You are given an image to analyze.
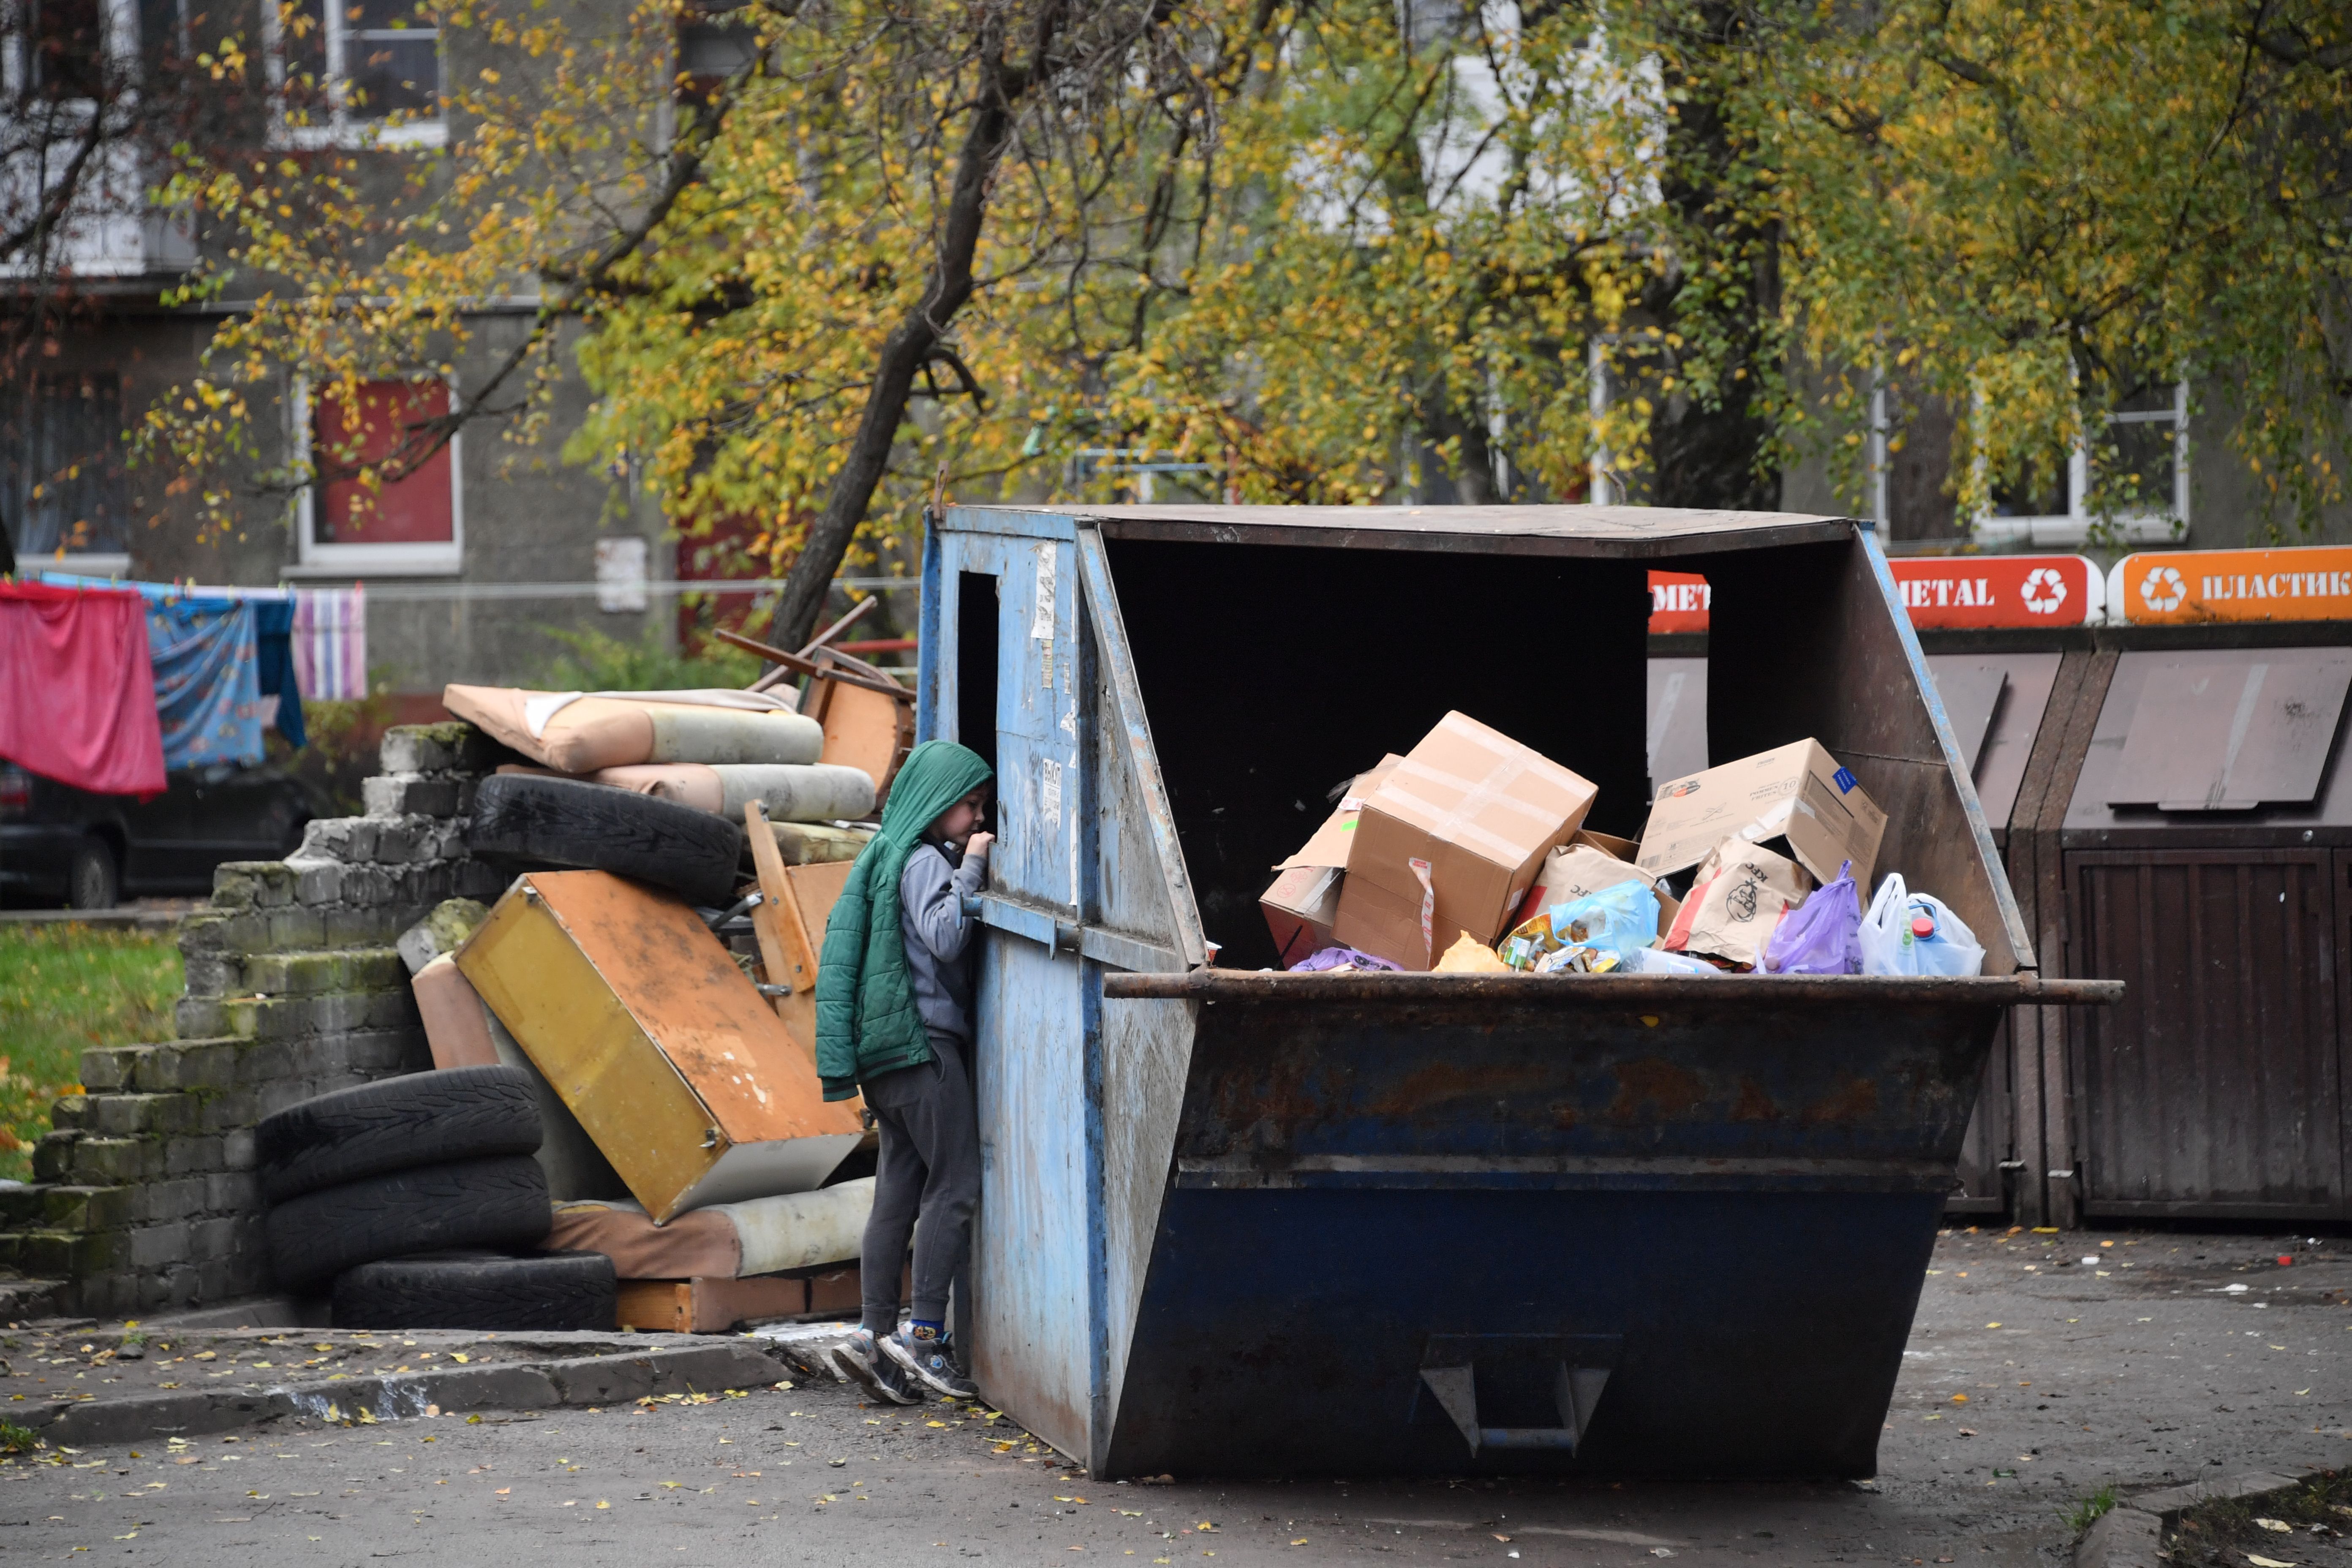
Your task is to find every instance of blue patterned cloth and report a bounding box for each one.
[149,597,270,770]
[34,572,306,752]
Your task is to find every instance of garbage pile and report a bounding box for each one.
[1261,712,1986,977]
[259,640,914,1332]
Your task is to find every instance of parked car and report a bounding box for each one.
[0,761,321,909]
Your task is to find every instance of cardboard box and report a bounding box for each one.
[1637,739,1887,889]
[1260,755,1403,964]
[456,871,867,1223]
[1333,713,1598,969]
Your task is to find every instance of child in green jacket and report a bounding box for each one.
[815,740,993,1404]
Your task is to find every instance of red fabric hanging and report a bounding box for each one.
[0,583,168,796]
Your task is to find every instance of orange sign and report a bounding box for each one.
[2115,548,2352,625]
[1886,555,2101,628]
[1649,556,2100,633]
[1647,572,1712,634]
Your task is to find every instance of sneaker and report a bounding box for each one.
[826,1328,921,1405]
[882,1326,978,1399]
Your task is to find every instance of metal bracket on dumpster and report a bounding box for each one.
[1414,1334,1622,1457]
[972,890,1188,973]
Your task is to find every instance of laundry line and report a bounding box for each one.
[336,577,922,603]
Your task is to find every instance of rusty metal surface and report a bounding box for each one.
[1098,983,2015,1478]
[2067,849,2345,1219]
[1101,970,2120,1005]
[949,503,1856,560]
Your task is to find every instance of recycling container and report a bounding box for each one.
[918,503,2117,1478]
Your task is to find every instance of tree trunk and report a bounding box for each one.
[770,21,1053,649]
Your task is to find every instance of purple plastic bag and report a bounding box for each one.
[1762,860,1862,975]
[1290,946,1403,973]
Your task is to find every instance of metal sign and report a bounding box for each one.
[2112,547,2352,625]
[1648,555,2102,632]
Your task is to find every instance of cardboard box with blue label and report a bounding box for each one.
[1635,738,1887,890]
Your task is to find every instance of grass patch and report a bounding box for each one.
[0,925,182,1183]
[2063,1484,2118,1532]
[2165,1470,2349,1566]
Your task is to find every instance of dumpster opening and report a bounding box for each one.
[1105,539,1651,969]
[957,570,1000,779]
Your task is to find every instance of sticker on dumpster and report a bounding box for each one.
[1648,572,1711,634]
[1041,756,1064,833]
[1647,556,2100,632]
[2113,547,2352,624]
[1034,547,1058,687]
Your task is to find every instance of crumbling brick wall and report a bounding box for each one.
[0,725,508,1320]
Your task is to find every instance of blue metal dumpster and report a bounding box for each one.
[916,504,2118,1478]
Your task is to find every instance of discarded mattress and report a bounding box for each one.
[445,684,823,773]
[582,761,876,823]
[547,1179,873,1279]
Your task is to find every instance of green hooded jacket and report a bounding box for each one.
[815,739,994,1101]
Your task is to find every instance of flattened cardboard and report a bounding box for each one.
[1636,738,1886,888]
[1335,712,1596,967]
[456,870,865,1223]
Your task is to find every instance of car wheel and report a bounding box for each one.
[264,1155,553,1293]
[331,1250,616,1331]
[66,838,119,911]
[466,773,747,907]
[255,1064,544,1205]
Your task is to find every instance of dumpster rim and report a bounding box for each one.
[1098,970,2123,1005]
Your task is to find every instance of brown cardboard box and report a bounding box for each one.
[1260,755,1403,964]
[1333,713,1598,969]
[1636,739,1887,888]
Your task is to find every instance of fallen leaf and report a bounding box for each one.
[2247,1556,2295,1568]
[2256,1519,2293,1533]
[495,1489,510,1496]
[1958,1428,1976,1437]
[1493,1534,1512,1543]
[1951,1394,1969,1404]
[596,1500,610,1510]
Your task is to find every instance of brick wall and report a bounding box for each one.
[0,724,509,1321]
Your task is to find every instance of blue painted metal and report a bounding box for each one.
[917,503,2115,1480]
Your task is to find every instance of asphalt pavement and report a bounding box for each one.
[4,1227,2348,1567]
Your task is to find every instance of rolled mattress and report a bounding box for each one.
[446,685,823,773]
[546,1178,875,1279]
[588,762,876,822]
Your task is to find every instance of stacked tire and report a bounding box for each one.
[466,773,746,907]
[259,1065,616,1331]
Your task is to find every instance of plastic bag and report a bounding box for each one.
[1858,874,1986,977]
[1499,882,1661,971]
[1618,945,1723,976]
[1435,933,1510,973]
[1290,946,1402,974]
[1763,859,1862,975]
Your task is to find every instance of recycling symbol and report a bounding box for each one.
[2020,567,2068,615]
[2140,565,2186,613]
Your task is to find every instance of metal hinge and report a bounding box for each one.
[1997,1160,2027,1171]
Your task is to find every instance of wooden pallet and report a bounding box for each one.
[615,1262,903,1334]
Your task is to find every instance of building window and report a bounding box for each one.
[1,370,132,567]
[274,0,444,144]
[1973,379,2187,547]
[294,377,462,574]
[25,0,110,97]
[675,3,755,104]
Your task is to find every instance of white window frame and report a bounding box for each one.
[287,373,464,576]
[1968,380,2189,547]
[263,0,446,150]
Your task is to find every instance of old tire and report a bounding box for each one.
[256,1065,542,1205]
[265,1156,553,1292]
[332,1250,616,1331]
[466,773,745,906]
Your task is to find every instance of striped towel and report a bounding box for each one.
[292,585,368,701]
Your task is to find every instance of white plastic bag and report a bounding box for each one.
[1859,874,1986,977]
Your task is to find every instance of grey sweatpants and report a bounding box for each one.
[858,1032,979,1334]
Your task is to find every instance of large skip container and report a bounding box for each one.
[919,504,2117,1478]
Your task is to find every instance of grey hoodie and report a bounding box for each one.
[898,839,991,1045]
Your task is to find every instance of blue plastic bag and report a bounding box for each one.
[1763,859,1862,975]
[1499,882,1661,970]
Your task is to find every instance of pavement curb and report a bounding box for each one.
[16,1341,790,1446]
[2074,1471,2309,1568]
